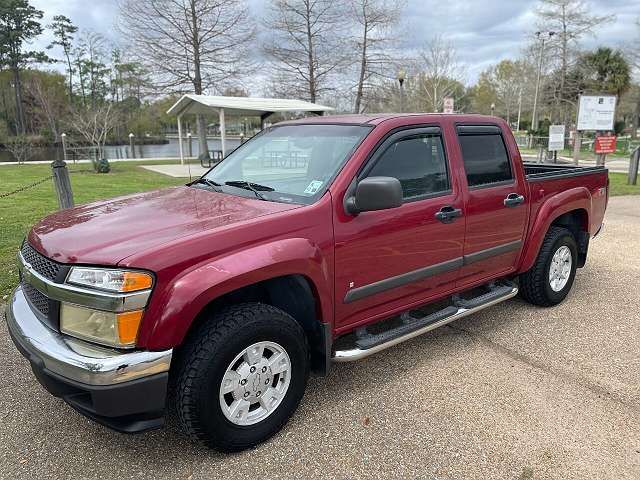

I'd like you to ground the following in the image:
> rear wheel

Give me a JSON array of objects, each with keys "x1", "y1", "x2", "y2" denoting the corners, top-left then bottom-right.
[
  {"x1": 175, "y1": 303, "x2": 309, "y2": 451},
  {"x1": 519, "y1": 226, "x2": 578, "y2": 307}
]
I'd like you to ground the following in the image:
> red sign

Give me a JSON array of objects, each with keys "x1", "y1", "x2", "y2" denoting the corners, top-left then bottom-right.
[{"x1": 594, "y1": 135, "x2": 617, "y2": 154}]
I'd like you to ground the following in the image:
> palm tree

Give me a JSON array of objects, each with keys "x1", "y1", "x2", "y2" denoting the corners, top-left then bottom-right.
[{"x1": 580, "y1": 47, "x2": 631, "y2": 97}]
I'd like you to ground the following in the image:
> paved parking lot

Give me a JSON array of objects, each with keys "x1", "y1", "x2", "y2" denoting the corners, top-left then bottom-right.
[{"x1": 1, "y1": 197, "x2": 639, "y2": 479}]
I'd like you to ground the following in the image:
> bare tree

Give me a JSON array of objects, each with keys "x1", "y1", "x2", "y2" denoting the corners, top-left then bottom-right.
[
  {"x1": 118, "y1": 0, "x2": 255, "y2": 159},
  {"x1": 349, "y1": 0, "x2": 405, "y2": 113},
  {"x1": 415, "y1": 35, "x2": 466, "y2": 112},
  {"x1": 489, "y1": 59, "x2": 536, "y2": 124},
  {"x1": 5, "y1": 135, "x2": 33, "y2": 164},
  {"x1": 535, "y1": 0, "x2": 613, "y2": 124},
  {"x1": 69, "y1": 103, "x2": 119, "y2": 160},
  {"x1": 25, "y1": 75, "x2": 65, "y2": 139},
  {"x1": 264, "y1": 0, "x2": 347, "y2": 102}
]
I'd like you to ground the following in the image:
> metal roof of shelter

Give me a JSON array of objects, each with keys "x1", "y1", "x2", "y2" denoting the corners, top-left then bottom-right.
[
  {"x1": 166, "y1": 95, "x2": 334, "y2": 164},
  {"x1": 167, "y1": 94, "x2": 334, "y2": 118}
]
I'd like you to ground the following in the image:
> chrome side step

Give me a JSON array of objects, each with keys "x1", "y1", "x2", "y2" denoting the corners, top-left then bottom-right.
[{"x1": 332, "y1": 281, "x2": 518, "y2": 362}]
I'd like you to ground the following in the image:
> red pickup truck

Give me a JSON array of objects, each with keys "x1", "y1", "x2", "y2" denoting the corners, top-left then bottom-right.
[{"x1": 7, "y1": 114, "x2": 608, "y2": 451}]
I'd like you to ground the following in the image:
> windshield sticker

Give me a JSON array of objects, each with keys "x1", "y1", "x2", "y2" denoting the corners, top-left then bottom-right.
[{"x1": 304, "y1": 180, "x2": 323, "y2": 195}]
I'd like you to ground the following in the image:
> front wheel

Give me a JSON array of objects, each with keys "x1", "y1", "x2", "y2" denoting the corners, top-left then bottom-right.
[
  {"x1": 519, "y1": 226, "x2": 578, "y2": 307},
  {"x1": 175, "y1": 303, "x2": 309, "y2": 451}
]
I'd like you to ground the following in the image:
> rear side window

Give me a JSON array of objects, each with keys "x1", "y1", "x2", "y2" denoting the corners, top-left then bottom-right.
[
  {"x1": 367, "y1": 134, "x2": 450, "y2": 199},
  {"x1": 458, "y1": 134, "x2": 513, "y2": 187}
]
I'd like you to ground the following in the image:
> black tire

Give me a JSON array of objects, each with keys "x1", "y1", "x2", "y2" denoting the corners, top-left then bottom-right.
[
  {"x1": 175, "y1": 302, "x2": 309, "y2": 452},
  {"x1": 519, "y1": 226, "x2": 578, "y2": 307}
]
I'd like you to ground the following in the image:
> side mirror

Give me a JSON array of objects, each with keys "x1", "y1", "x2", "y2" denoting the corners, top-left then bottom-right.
[{"x1": 345, "y1": 176, "x2": 403, "y2": 215}]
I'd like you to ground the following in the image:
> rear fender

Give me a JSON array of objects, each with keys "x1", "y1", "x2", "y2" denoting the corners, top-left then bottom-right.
[
  {"x1": 139, "y1": 238, "x2": 333, "y2": 350},
  {"x1": 518, "y1": 187, "x2": 591, "y2": 273}
]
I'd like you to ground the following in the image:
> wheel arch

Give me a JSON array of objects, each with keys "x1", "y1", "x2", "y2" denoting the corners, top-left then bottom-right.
[
  {"x1": 549, "y1": 208, "x2": 590, "y2": 267},
  {"x1": 519, "y1": 188, "x2": 592, "y2": 272},
  {"x1": 180, "y1": 274, "x2": 332, "y2": 376}
]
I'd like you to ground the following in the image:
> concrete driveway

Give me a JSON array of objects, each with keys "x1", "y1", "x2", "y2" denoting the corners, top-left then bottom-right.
[{"x1": 1, "y1": 197, "x2": 639, "y2": 479}]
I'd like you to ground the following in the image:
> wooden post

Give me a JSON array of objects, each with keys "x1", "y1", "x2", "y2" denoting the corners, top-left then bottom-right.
[
  {"x1": 628, "y1": 147, "x2": 639, "y2": 185},
  {"x1": 572, "y1": 130, "x2": 581, "y2": 165},
  {"x1": 51, "y1": 159, "x2": 74, "y2": 209}
]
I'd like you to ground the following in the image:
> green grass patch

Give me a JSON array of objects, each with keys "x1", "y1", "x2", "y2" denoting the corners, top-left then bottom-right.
[
  {"x1": 0, "y1": 161, "x2": 185, "y2": 299},
  {"x1": 608, "y1": 172, "x2": 640, "y2": 196}
]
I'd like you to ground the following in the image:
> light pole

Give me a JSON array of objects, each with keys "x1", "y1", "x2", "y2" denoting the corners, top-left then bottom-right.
[
  {"x1": 60, "y1": 132, "x2": 68, "y2": 163},
  {"x1": 531, "y1": 30, "x2": 555, "y2": 131},
  {"x1": 397, "y1": 69, "x2": 406, "y2": 113},
  {"x1": 129, "y1": 132, "x2": 135, "y2": 159},
  {"x1": 516, "y1": 86, "x2": 523, "y2": 131},
  {"x1": 187, "y1": 132, "x2": 193, "y2": 157}
]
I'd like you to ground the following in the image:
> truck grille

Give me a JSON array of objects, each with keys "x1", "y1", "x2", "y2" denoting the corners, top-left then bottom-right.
[
  {"x1": 19, "y1": 241, "x2": 67, "y2": 330},
  {"x1": 22, "y1": 281, "x2": 50, "y2": 317},
  {"x1": 21, "y1": 242, "x2": 62, "y2": 281}
]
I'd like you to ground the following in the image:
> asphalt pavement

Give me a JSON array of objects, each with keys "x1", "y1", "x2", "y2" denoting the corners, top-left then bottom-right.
[{"x1": 1, "y1": 196, "x2": 639, "y2": 479}]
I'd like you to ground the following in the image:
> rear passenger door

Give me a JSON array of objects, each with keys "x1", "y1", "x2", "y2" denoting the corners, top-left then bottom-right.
[{"x1": 456, "y1": 125, "x2": 527, "y2": 287}]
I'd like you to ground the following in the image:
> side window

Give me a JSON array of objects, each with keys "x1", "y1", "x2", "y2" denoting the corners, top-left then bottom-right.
[
  {"x1": 458, "y1": 133, "x2": 513, "y2": 187},
  {"x1": 367, "y1": 134, "x2": 450, "y2": 199}
]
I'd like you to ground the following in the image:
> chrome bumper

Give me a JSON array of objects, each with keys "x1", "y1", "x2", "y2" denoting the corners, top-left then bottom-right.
[{"x1": 6, "y1": 285, "x2": 172, "y2": 386}]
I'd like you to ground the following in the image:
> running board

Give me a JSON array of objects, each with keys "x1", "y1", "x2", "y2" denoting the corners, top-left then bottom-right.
[{"x1": 333, "y1": 281, "x2": 518, "y2": 362}]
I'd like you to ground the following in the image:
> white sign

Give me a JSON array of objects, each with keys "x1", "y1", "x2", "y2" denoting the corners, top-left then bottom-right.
[
  {"x1": 443, "y1": 97, "x2": 454, "y2": 114},
  {"x1": 548, "y1": 124, "x2": 565, "y2": 151},
  {"x1": 577, "y1": 95, "x2": 616, "y2": 131}
]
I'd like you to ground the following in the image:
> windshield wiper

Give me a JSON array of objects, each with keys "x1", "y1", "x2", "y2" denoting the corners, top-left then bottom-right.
[
  {"x1": 189, "y1": 177, "x2": 223, "y2": 191},
  {"x1": 224, "y1": 180, "x2": 274, "y2": 201}
]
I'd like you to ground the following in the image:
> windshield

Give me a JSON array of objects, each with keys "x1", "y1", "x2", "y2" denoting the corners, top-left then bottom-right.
[{"x1": 201, "y1": 124, "x2": 372, "y2": 204}]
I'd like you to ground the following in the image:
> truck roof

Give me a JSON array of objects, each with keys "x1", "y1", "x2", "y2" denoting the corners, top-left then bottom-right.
[{"x1": 280, "y1": 113, "x2": 503, "y2": 126}]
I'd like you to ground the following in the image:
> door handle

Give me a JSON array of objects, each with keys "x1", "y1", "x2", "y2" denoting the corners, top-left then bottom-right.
[
  {"x1": 504, "y1": 193, "x2": 525, "y2": 207},
  {"x1": 435, "y1": 205, "x2": 463, "y2": 223}
]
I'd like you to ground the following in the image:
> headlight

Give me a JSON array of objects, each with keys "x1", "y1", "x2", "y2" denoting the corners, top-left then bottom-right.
[
  {"x1": 61, "y1": 303, "x2": 144, "y2": 348},
  {"x1": 67, "y1": 267, "x2": 153, "y2": 292}
]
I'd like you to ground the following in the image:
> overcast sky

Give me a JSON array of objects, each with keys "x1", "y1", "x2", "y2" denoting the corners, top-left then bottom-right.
[{"x1": 30, "y1": 0, "x2": 639, "y2": 89}]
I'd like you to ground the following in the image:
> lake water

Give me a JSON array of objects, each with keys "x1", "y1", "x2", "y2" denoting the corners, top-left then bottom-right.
[{"x1": 0, "y1": 137, "x2": 242, "y2": 163}]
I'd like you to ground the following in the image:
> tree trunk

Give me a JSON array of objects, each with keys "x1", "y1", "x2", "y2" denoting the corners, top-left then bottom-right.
[
  {"x1": 632, "y1": 98, "x2": 639, "y2": 140},
  {"x1": 305, "y1": 3, "x2": 316, "y2": 103},
  {"x1": 189, "y1": 0, "x2": 210, "y2": 160},
  {"x1": 12, "y1": 67, "x2": 25, "y2": 135},
  {"x1": 65, "y1": 50, "x2": 74, "y2": 100},
  {"x1": 354, "y1": 19, "x2": 368, "y2": 114}
]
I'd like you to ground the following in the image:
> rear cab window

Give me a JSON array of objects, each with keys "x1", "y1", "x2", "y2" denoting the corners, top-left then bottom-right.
[{"x1": 457, "y1": 126, "x2": 513, "y2": 188}]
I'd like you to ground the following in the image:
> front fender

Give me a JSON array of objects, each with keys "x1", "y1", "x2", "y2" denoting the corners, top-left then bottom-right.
[
  {"x1": 138, "y1": 238, "x2": 333, "y2": 350},
  {"x1": 518, "y1": 187, "x2": 591, "y2": 273}
]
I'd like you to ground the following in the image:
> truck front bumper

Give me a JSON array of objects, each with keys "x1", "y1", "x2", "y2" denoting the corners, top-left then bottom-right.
[{"x1": 5, "y1": 285, "x2": 173, "y2": 433}]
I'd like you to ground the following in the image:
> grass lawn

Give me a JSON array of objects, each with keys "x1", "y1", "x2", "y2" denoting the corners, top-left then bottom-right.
[
  {"x1": 608, "y1": 172, "x2": 640, "y2": 196},
  {"x1": 0, "y1": 161, "x2": 185, "y2": 299},
  {"x1": 0, "y1": 162, "x2": 638, "y2": 300}
]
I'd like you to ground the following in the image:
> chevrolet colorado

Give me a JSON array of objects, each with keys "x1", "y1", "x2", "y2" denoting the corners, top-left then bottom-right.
[{"x1": 6, "y1": 114, "x2": 608, "y2": 451}]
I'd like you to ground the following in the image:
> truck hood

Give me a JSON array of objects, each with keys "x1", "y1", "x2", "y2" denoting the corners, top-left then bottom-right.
[{"x1": 28, "y1": 186, "x2": 299, "y2": 265}]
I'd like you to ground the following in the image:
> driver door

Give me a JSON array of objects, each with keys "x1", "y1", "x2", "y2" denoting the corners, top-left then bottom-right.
[{"x1": 333, "y1": 126, "x2": 465, "y2": 330}]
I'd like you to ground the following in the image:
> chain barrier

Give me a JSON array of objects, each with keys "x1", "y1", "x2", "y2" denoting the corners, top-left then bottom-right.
[
  {"x1": 0, "y1": 175, "x2": 53, "y2": 199},
  {"x1": 0, "y1": 167, "x2": 94, "y2": 200}
]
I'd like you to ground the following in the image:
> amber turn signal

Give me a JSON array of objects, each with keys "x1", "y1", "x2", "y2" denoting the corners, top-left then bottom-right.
[
  {"x1": 117, "y1": 310, "x2": 144, "y2": 345},
  {"x1": 121, "y1": 272, "x2": 154, "y2": 292}
]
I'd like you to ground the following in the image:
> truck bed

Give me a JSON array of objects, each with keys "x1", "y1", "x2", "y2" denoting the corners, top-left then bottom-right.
[{"x1": 524, "y1": 162, "x2": 607, "y2": 182}]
